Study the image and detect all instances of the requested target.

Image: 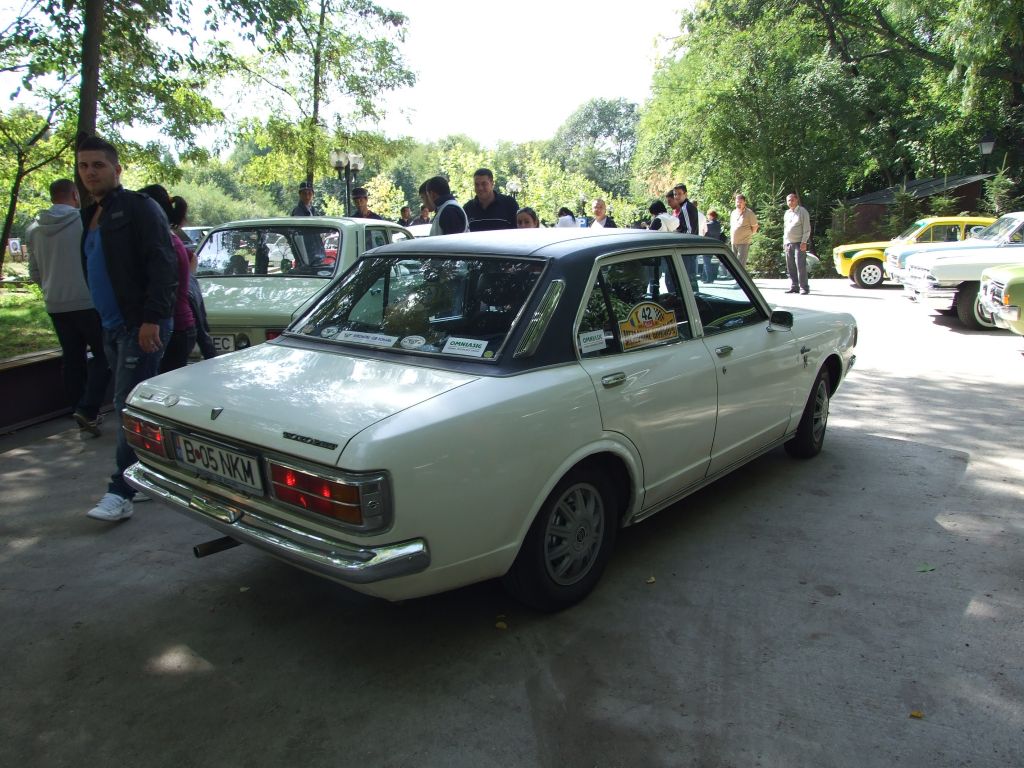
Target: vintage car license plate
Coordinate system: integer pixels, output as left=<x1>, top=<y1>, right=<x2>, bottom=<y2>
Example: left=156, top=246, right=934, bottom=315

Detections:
left=212, top=335, right=235, bottom=353
left=173, top=434, right=263, bottom=494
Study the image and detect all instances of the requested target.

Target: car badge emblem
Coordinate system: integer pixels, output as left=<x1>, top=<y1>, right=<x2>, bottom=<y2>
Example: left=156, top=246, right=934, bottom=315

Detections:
left=210, top=407, right=223, bottom=420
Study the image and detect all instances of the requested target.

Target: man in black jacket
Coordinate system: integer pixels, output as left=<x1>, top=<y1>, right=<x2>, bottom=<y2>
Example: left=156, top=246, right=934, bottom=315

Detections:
left=77, top=135, right=178, bottom=522
left=674, top=184, right=700, bottom=286
left=463, top=168, right=518, bottom=231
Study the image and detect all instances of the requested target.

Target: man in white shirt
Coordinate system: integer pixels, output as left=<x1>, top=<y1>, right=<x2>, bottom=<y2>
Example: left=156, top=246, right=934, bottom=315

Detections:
left=783, top=192, right=812, bottom=294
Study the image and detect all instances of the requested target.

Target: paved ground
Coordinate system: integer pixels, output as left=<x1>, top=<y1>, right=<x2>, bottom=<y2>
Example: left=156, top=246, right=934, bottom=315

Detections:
left=2, top=279, right=1022, bottom=768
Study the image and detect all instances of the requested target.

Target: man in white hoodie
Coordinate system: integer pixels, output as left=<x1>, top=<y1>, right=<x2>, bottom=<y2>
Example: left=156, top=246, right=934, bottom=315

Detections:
left=26, top=179, right=110, bottom=436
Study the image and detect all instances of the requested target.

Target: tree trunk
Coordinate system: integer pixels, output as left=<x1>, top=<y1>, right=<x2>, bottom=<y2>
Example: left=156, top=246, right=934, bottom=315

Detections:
left=76, top=0, right=105, bottom=206
left=305, top=0, right=328, bottom=185
left=0, top=157, right=27, bottom=274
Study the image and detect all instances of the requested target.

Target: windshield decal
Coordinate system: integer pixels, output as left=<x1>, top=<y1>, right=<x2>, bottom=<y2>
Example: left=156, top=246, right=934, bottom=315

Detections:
left=442, top=337, right=488, bottom=358
left=338, top=330, right=400, bottom=347
left=399, top=335, right=427, bottom=350
left=618, top=301, right=678, bottom=351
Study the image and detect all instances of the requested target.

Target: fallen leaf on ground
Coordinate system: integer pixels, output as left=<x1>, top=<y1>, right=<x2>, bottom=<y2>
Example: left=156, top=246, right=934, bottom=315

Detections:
left=909, top=710, right=924, bottom=719
left=646, top=576, right=656, bottom=584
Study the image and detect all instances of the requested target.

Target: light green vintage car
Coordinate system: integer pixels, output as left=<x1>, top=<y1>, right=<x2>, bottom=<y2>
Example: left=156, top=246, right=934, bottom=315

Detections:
left=196, top=217, right=413, bottom=353
left=980, top=263, right=1024, bottom=335
left=833, top=215, right=994, bottom=288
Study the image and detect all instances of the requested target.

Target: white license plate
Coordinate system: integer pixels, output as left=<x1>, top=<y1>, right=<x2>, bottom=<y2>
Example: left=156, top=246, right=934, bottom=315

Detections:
left=173, top=434, right=263, bottom=494
left=212, top=335, right=235, bottom=353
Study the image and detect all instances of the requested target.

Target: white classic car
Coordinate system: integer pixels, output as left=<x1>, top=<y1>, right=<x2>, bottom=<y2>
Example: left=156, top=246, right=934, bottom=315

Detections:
left=902, top=214, right=1024, bottom=329
left=886, top=212, right=1024, bottom=285
left=123, top=230, right=857, bottom=610
left=197, top=217, right=413, bottom=353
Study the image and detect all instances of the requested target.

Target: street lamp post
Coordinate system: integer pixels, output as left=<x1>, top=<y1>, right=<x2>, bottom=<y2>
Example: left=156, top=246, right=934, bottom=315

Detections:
left=329, top=149, right=365, bottom=216
left=979, top=130, right=996, bottom=173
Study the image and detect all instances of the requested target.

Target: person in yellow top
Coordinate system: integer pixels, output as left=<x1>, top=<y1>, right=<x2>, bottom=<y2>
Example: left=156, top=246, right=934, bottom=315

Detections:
left=729, top=193, right=759, bottom=267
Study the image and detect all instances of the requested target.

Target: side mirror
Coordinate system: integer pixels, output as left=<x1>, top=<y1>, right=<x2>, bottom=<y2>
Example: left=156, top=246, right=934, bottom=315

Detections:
left=768, top=309, right=793, bottom=331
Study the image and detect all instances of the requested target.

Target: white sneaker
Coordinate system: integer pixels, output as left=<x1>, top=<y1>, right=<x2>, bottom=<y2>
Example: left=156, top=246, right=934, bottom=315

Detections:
left=86, top=492, right=134, bottom=521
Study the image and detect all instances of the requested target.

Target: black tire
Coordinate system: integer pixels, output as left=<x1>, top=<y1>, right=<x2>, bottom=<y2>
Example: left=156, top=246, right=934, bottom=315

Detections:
left=852, top=258, right=885, bottom=288
left=955, top=282, right=996, bottom=330
left=503, top=469, right=618, bottom=611
left=785, top=367, right=831, bottom=459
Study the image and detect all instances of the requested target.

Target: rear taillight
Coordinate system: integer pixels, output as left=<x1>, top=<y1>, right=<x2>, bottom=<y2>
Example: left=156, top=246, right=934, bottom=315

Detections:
left=123, top=413, right=168, bottom=458
left=269, top=463, right=363, bottom=524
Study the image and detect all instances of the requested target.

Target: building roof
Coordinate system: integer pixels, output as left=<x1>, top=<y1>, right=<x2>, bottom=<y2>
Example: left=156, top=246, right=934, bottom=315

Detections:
left=847, top=174, right=994, bottom=206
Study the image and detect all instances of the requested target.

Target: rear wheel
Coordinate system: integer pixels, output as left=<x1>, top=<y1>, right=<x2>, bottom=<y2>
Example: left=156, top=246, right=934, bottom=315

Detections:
left=785, top=367, right=831, bottom=459
left=503, top=469, right=618, bottom=611
left=852, top=258, right=885, bottom=288
left=955, top=282, right=996, bottom=330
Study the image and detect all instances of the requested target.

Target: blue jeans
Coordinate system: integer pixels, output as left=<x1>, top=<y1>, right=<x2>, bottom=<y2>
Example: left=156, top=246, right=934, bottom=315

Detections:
left=102, top=321, right=172, bottom=498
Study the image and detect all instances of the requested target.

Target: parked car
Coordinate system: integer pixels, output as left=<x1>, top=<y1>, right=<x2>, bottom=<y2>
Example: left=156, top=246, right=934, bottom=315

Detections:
left=123, top=229, right=857, bottom=610
left=833, top=216, right=994, bottom=288
left=902, top=214, right=1024, bottom=329
left=886, top=213, right=1021, bottom=284
left=980, top=263, right=1024, bottom=335
left=195, top=217, right=412, bottom=353
left=178, top=226, right=213, bottom=255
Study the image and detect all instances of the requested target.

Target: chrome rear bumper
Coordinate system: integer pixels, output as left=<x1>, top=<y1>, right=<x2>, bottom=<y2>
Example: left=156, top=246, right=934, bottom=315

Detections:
left=124, top=462, right=429, bottom=584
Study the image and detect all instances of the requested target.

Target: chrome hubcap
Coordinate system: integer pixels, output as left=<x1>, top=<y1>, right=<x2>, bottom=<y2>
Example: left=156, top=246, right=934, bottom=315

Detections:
left=543, top=483, right=605, bottom=586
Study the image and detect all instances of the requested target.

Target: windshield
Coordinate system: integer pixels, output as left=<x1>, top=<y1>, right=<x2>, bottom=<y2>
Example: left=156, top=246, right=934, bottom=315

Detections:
left=293, top=255, right=546, bottom=360
left=896, top=220, right=928, bottom=240
left=974, top=216, right=1023, bottom=242
left=195, top=226, right=341, bottom=278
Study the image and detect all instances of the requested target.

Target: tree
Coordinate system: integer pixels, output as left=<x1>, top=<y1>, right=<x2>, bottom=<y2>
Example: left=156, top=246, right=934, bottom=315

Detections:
left=236, top=0, right=414, bottom=186
left=548, top=98, right=639, bottom=198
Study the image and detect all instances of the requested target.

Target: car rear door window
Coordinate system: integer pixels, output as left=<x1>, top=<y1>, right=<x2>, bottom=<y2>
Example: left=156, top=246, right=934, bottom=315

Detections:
left=578, top=254, right=692, bottom=357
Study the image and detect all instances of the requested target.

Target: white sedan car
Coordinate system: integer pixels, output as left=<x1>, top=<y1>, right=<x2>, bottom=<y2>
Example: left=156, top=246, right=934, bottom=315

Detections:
left=196, top=217, right=412, bottom=353
left=123, top=229, right=857, bottom=610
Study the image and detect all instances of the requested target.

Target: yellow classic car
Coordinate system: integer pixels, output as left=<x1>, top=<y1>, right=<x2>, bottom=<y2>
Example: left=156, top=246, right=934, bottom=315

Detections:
left=833, top=216, right=995, bottom=288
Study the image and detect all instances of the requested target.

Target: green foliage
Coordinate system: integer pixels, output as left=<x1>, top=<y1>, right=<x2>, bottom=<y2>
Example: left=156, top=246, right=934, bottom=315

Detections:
left=0, top=284, right=57, bottom=360
left=927, top=190, right=961, bottom=216
left=884, top=187, right=922, bottom=237
left=982, top=163, right=1022, bottom=215
left=547, top=98, right=639, bottom=198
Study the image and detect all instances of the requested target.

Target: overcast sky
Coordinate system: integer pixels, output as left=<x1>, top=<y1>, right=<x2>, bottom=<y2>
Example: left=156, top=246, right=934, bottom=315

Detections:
left=364, top=1, right=688, bottom=146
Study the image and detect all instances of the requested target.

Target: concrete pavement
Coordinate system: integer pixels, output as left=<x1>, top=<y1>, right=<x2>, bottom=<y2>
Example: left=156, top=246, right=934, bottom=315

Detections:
left=1, top=279, right=1022, bottom=767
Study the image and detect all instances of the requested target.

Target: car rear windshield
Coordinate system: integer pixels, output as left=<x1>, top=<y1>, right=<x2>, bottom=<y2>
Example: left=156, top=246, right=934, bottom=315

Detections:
left=292, top=255, right=546, bottom=360
left=195, top=226, right=341, bottom=278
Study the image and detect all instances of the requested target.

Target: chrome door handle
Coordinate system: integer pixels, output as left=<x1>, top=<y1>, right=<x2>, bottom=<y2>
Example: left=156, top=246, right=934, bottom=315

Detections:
left=601, top=372, right=627, bottom=388
left=715, top=345, right=733, bottom=357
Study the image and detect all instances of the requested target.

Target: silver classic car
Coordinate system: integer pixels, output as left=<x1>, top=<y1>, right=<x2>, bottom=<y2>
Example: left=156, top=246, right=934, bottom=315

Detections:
left=123, top=229, right=857, bottom=610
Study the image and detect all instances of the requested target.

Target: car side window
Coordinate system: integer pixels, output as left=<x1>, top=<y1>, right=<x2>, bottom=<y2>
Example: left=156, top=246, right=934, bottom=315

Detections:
left=578, top=255, right=691, bottom=357
left=693, top=253, right=767, bottom=336
left=365, top=229, right=388, bottom=250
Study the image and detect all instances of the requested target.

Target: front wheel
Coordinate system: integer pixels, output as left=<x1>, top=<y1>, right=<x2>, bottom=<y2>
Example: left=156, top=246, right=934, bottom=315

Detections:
left=785, top=367, right=831, bottom=459
left=503, top=469, right=618, bottom=611
left=955, top=282, right=996, bottom=330
left=852, top=258, right=885, bottom=288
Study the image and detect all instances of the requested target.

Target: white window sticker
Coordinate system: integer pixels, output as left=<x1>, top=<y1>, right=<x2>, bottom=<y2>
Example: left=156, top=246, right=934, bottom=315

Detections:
left=399, top=335, right=427, bottom=350
left=338, top=330, right=399, bottom=347
left=578, top=329, right=607, bottom=354
left=320, top=325, right=339, bottom=338
left=442, top=337, right=488, bottom=358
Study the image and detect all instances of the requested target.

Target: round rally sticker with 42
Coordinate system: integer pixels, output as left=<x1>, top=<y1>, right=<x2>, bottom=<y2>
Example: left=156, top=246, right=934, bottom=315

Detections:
left=618, top=301, right=678, bottom=351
